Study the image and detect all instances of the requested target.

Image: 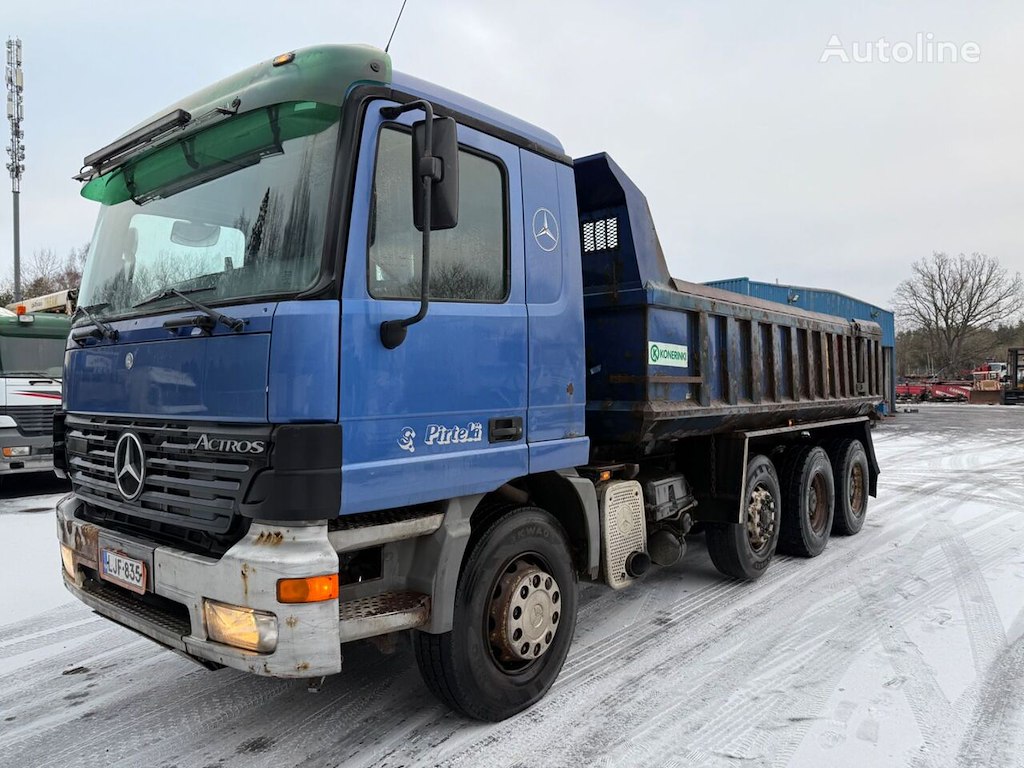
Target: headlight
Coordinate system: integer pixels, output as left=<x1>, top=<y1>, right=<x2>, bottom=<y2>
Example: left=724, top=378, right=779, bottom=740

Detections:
left=60, top=544, right=75, bottom=577
left=203, top=599, right=278, bottom=652
left=2, top=446, right=29, bottom=457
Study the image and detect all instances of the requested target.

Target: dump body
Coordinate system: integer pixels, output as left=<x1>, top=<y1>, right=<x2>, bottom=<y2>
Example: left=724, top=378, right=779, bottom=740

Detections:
left=574, top=154, right=883, bottom=456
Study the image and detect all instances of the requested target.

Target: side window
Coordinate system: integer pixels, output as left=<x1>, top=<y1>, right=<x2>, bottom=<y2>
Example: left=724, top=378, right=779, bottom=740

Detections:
left=368, top=126, right=507, bottom=302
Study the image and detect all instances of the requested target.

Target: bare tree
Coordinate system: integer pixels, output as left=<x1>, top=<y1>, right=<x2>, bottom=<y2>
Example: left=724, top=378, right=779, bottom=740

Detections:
left=893, top=252, right=1024, bottom=375
left=16, top=243, right=90, bottom=299
left=23, top=248, right=62, bottom=296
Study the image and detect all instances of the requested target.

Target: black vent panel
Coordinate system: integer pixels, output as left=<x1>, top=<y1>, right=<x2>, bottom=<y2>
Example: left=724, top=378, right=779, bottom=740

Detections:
left=4, top=404, right=59, bottom=436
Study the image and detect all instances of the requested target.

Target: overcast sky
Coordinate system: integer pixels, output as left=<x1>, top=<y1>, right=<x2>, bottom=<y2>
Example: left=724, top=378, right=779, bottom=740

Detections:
left=2, top=0, right=1022, bottom=308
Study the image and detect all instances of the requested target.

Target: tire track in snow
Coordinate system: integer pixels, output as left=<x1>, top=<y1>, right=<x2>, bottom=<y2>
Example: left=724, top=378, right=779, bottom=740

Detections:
left=4, top=411, right=1024, bottom=768
left=420, top=490, right=980, bottom=767
left=591, top=509, right=1022, bottom=768
left=954, top=629, right=1024, bottom=767
left=376, top=472, right=1003, bottom=766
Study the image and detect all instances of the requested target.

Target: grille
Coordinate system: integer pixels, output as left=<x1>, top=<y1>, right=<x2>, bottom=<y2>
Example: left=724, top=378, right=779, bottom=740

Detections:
left=3, top=404, right=58, bottom=436
left=65, top=414, right=270, bottom=540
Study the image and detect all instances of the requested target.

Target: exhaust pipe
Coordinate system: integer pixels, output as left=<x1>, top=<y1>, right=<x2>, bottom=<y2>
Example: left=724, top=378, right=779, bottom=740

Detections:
left=625, top=551, right=651, bottom=578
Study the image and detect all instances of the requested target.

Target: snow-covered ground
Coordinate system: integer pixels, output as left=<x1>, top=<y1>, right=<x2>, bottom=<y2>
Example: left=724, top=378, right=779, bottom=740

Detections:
left=1, top=406, right=1022, bottom=768
left=0, top=475, right=71, bottom=628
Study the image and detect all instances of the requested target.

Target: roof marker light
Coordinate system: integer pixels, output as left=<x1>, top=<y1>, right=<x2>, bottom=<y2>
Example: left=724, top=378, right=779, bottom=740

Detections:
left=272, top=52, right=296, bottom=67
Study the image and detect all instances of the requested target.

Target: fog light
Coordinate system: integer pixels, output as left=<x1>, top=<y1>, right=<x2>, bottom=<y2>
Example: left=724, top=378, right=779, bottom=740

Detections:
left=203, top=599, right=278, bottom=653
left=2, top=446, right=29, bottom=457
left=60, top=544, right=75, bottom=577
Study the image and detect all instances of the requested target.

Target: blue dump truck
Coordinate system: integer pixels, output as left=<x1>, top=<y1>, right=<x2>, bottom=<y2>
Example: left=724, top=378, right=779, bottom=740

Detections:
left=56, top=45, right=883, bottom=721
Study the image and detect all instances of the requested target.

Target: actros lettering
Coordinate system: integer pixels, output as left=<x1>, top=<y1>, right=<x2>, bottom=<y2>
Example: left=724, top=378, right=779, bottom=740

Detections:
left=194, top=434, right=267, bottom=454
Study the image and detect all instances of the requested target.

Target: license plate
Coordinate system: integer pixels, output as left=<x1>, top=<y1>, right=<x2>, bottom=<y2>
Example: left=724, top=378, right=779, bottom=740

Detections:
left=100, top=549, right=147, bottom=594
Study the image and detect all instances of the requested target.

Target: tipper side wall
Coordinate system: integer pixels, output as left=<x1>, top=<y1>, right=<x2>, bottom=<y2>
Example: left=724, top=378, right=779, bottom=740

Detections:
left=575, top=153, right=883, bottom=456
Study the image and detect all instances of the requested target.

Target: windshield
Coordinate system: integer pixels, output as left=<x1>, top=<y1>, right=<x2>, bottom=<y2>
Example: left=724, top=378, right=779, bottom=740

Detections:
left=0, top=336, right=65, bottom=378
left=78, top=101, right=340, bottom=316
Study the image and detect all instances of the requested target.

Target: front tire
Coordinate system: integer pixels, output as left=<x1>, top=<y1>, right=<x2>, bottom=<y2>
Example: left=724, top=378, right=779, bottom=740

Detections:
left=706, top=454, right=782, bottom=580
left=413, top=506, right=577, bottom=721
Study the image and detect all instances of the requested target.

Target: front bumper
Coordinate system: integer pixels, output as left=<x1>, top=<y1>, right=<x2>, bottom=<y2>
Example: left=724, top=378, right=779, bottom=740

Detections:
left=56, top=495, right=341, bottom=677
left=0, top=429, right=55, bottom=475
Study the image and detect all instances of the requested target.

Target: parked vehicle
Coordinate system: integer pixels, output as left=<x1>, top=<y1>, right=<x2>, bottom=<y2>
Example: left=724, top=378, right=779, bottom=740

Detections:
left=55, top=45, right=883, bottom=721
left=1004, top=348, right=1024, bottom=405
left=896, top=378, right=972, bottom=402
left=0, top=304, right=69, bottom=476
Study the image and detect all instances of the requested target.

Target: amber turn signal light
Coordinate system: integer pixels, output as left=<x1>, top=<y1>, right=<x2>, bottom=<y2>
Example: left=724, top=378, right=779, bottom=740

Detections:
left=276, top=574, right=339, bottom=603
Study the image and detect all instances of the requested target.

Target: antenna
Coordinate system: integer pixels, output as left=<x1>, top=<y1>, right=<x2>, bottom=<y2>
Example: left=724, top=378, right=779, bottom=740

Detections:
left=385, top=0, right=410, bottom=54
left=5, top=37, right=24, bottom=302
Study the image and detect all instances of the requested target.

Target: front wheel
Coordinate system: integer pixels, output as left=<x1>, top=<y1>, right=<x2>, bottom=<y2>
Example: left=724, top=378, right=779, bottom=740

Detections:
left=706, top=454, right=782, bottom=580
left=413, top=506, right=577, bottom=721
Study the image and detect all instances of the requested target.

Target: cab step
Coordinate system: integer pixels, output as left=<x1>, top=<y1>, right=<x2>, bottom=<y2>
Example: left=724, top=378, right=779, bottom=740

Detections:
left=338, top=591, right=430, bottom=643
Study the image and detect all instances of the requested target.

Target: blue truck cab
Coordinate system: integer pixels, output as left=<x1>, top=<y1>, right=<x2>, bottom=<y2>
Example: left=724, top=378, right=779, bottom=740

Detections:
left=56, top=45, right=882, bottom=721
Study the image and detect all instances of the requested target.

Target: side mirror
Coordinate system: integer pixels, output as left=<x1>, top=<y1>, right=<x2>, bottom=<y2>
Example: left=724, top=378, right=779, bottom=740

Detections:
left=379, top=102, right=457, bottom=350
left=412, top=117, right=459, bottom=231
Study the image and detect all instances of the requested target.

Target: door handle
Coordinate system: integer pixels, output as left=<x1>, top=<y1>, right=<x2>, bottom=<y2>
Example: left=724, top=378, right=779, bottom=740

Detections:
left=489, top=417, right=523, bottom=443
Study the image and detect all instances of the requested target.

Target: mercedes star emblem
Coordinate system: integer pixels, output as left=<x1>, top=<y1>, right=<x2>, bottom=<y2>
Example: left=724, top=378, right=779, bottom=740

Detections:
left=532, top=207, right=560, bottom=252
left=114, top=432, right=146, bottom=501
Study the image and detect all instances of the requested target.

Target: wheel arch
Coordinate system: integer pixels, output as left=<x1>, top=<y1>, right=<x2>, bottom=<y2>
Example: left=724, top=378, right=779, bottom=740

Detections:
left=689, top=417, right=880, bottom=526
left=475, top=471, right=600, bottom=582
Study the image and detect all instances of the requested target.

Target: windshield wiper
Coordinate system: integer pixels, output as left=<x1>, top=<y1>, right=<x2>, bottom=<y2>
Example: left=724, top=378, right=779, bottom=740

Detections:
left=71, top=302, right=119, bottom=344
left=5, top=371, right=61, bottom=383
left=136, top=287, right=245, bottom=333
left=133, top=284, right=218, bottom=309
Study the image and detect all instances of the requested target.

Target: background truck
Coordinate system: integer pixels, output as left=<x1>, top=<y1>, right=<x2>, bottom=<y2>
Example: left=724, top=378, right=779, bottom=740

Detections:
left=0, top=296, right=71, bottom=476
left=55, top=44, right=882, bottom=721
left=1003, top=347, right=1024, bottom=405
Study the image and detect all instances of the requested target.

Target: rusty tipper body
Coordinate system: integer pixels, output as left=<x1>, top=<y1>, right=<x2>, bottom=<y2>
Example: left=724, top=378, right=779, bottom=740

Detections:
left=57, top=44, right=882, bottom=721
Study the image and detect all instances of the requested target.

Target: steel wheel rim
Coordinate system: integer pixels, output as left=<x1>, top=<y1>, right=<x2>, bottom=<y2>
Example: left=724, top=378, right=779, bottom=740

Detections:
left=746, top=483, right=776, bottom=554
left=850, top=463, right=866, bottom=518
left=807, top=472, right=828, bottom=533
left=486, top=554, right=562, bottom=673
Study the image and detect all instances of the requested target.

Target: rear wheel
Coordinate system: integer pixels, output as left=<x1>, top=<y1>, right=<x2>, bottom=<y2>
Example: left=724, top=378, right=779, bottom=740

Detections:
left=706, top=455, right=781, bottom=580
left=777, top=446, right=835, bottom=557
left=413, top=506, right=577, bottom=721
left=828, top=439, right=870, bottom=535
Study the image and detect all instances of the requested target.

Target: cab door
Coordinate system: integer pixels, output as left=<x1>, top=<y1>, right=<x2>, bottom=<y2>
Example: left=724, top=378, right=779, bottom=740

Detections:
left=339, top=101, right=528, bottom=515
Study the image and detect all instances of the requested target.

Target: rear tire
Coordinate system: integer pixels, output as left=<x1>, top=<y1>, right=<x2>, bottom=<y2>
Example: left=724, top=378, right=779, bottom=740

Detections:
left=828, top=439, right=869, bottom=535
left=706, top=455, right=781, bottom=580
left=777, top=446, right=835, bottom=557
left=413, top=506, right=577, bottom=721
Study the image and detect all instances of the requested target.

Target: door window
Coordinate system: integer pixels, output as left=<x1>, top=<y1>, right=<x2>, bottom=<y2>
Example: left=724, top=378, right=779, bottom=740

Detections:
left=368, top=126, right=507, bottom=302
